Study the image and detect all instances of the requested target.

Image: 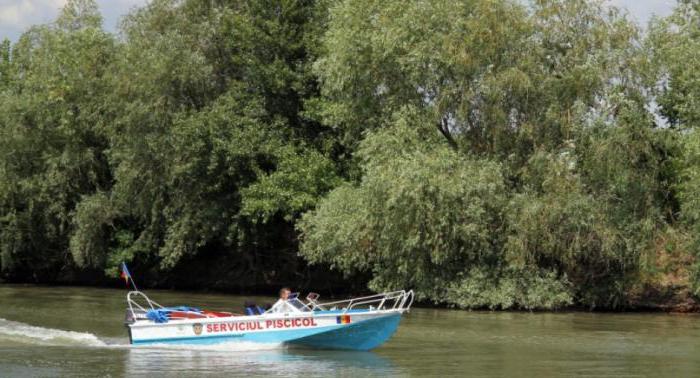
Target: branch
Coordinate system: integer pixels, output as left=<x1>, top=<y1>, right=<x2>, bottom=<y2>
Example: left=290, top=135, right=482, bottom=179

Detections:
left=437, top=115, right=458, bottom=149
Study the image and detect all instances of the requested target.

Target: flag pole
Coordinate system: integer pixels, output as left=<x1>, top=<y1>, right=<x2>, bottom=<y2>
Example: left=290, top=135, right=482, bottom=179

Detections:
left=130, top=274, right=139, bottom=292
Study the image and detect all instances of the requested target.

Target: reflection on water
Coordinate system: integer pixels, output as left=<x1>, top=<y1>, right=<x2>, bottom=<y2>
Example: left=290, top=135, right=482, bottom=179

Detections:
left=126, top=345, right=397, bottom=377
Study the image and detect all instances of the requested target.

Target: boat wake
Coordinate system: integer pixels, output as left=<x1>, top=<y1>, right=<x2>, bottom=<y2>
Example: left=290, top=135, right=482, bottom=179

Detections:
left=0, top=318, right=394, bottom=376
left=0, top=317, right=284, bottom=352
left=0, top=318, right=106, bottom=347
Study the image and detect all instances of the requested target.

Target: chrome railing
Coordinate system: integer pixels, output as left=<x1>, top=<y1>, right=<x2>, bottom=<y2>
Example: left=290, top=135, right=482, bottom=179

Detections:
left=127, top=289, right=415, bottom=323
left=306, top=290, right=414, bottom=313
left=127, top=291, right=162, bottom=313
left=126, top=291, right=163, bottom=322
left=126, top=291, right=207, bottom=321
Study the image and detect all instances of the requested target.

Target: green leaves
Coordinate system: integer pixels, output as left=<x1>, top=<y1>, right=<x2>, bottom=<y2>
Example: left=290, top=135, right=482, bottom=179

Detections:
left=299, top=108, right=513, bottom=305
left=64, top=0, right=339, bottom=277
left=0, top=0, right=115, bottom=279
left=241, top=147, right=341, bottom=223
left=299, top=0, right=688, bottom=309
left=649, top=1, right=700, bottom=128
left=56, top=0, right=103, bottom=31
left=649, top=3, right=700, bottom=295
left=314, top=0, right=532, bottom=150
left=0, top=0, right=338, bottom=285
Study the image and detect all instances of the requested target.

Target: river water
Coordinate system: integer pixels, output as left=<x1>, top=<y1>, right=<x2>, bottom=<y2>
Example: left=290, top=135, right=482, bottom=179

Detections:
left=1, top=285, right=699, bottom=377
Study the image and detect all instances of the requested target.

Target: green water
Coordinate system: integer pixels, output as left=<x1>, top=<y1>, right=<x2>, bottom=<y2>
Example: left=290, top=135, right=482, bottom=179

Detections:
left=1, top=285, right=700, bottom=377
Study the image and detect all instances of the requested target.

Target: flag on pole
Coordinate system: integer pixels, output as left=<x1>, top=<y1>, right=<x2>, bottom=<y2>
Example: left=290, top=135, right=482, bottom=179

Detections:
left=120, top=262, right=132, bottom=287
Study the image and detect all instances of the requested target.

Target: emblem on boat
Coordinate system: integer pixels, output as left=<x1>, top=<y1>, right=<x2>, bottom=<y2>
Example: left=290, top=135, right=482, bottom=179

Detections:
left=193, top=323, right=203, bottom=335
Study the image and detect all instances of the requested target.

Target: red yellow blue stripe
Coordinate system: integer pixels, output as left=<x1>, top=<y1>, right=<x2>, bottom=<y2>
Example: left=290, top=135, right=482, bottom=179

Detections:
left=336, top=315, right=351, bottom=324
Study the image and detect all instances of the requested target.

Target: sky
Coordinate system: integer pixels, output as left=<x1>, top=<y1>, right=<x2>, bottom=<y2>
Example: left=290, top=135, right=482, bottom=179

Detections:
left=0, top=0, right=145, bottom=41
left=0, top=0, right=680, bottom=42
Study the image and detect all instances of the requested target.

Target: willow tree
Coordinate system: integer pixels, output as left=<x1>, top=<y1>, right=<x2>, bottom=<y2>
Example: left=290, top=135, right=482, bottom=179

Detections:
left=650, top=0, right=700, bottom=295
left=301, top=0, right=672, bottom=308
left=299, top=108, right=573, bottom=309
left=312, top=0, right=645, bottom=157
left=67, top=0, right=340, bottom=288
left=0, top=0, right=115, bottom=280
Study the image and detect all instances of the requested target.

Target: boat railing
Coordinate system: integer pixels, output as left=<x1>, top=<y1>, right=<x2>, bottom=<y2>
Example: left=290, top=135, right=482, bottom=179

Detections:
left=127, top=289, right=415, bottom=323
left=308, top=290, right=414, bottom=314
left=126, top=291, right=237, bottom=322
left=126, top=290, right=164, bottom=320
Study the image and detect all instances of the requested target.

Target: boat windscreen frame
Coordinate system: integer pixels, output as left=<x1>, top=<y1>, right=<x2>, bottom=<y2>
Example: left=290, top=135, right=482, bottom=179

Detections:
left=287, top=296, right=312, bottom=312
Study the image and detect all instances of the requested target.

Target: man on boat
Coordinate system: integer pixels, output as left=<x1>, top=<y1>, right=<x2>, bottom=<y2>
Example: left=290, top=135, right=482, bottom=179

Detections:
left=269, top=287, right=293, bottom=313
left=279, top=287, right=291, bottom=301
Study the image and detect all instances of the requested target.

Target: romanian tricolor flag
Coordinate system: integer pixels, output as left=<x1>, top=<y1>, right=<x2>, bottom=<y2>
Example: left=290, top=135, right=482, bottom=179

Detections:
left=120, top=262, right=132, bottom=287
left=336, top=315, right=351, bottom=324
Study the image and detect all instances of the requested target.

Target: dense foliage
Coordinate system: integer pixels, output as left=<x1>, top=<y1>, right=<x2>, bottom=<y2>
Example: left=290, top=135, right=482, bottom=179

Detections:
left=1, top=0, right=699, bottom=309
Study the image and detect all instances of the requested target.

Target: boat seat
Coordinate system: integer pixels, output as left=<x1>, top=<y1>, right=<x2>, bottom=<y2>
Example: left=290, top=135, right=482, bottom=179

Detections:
left=244, top=300, right=265, bottom=315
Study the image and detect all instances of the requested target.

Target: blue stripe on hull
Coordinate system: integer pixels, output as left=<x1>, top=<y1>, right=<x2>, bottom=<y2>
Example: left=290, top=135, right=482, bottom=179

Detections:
left=288, top=313, right=401, bottom=351
left=131, top=313, right=402, bottom=350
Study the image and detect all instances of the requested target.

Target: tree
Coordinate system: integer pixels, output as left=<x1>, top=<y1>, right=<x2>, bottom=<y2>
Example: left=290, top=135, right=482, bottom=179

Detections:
left=67, top=0, right=341, bottom=288
left=0, top=38, right=10, bottom=88
left=649, top=0, right=700, bottom=128
left=301, top=0, right=681, bottom=309
left=299, top=108, right=573, bottom=309
left=0, top=0, right=115, bottom=280
left=650, top=1, right=700, bottom=295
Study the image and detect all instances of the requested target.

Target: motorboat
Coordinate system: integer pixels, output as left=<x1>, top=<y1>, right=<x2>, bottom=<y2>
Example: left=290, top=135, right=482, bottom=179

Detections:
left=124, top=290, right=414, bottom=351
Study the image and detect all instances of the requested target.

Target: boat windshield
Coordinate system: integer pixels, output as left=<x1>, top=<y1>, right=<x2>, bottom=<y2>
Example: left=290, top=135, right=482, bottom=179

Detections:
left=266, top=293, right=312, bottom=314
left=287, top=297, right=311, bottom=312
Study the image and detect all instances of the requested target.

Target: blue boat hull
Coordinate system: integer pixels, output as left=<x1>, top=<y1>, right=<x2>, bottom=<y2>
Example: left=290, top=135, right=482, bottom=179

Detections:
left=288, top=313, right=402, bottom=351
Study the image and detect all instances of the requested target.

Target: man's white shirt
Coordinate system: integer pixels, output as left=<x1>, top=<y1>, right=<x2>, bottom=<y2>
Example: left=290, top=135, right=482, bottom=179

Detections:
left=269, top=299, right=295, bottom=313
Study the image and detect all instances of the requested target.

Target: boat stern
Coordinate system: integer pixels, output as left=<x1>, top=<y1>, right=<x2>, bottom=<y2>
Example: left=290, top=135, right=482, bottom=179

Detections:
left=287, top=312, right=403, bottom=351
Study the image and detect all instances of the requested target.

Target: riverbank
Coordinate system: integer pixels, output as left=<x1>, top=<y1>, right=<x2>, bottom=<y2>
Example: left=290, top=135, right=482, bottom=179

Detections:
left=2, top=281, right=698, bottom=314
